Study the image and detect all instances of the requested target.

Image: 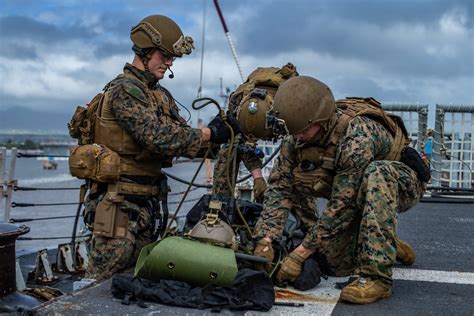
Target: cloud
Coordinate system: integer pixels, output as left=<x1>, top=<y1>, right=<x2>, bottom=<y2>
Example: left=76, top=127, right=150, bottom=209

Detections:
left=0, top=15, right=92, bottom=43
left=0, top=0, right=472, bottom=130
left=231, top=1, right=473, bottom=79
left=440, top=6, right=470, bottom=36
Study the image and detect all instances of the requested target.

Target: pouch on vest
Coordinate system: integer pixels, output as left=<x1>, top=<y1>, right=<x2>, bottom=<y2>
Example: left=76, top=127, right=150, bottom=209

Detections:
left=69, top=144, right=121, bottom=182
left=68, top=106, right=87, bottom=139
left=293, top=167, right=333, bottom=198
left=93, top=192, right=129, bottom=238
left=400, top=146, right=431, bottom=183
left=68, top=92, right=104, bottom=145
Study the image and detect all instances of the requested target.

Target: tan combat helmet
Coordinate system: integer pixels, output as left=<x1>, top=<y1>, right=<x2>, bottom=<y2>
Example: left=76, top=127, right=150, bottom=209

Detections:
left=237, top=87, right=276, bottom=141
left=272, top=76, right=336, bottom=135
left=235, top=63, right=299, bottom=141
left=130, top=15, right=194, bottom=57
left=188, top=218, right=239, bottom=251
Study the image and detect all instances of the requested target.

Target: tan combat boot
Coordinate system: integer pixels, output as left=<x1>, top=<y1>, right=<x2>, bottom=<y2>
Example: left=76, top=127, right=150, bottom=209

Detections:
left=395, top=238, right=416, bottom=266
left=340, top=277, right=392, bottom=304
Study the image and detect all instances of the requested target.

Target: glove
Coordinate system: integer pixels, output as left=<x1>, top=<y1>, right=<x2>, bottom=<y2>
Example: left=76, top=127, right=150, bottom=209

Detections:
left=253, top=239, right=274, bottom=272
left=207, top=114, right=241, bottom=145
left=253, top=177, right=267, bottom=200
left=276, top=252, right=305, bottom=283
left=226, top=113, right=241, bottom=135
left=400, top=146, right=431, bottom=182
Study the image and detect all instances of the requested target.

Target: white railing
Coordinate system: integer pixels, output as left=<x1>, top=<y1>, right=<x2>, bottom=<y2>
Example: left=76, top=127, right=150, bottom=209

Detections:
left=432, top=105, right=474, bottom=188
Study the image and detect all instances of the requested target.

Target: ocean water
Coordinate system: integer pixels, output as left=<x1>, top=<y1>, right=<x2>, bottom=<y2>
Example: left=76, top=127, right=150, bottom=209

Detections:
left=2, top=156, right=211, bottom=254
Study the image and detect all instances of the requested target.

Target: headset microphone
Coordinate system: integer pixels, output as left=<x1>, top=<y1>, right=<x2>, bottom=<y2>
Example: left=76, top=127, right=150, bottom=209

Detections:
left=168, top=67, right=174, bottom=79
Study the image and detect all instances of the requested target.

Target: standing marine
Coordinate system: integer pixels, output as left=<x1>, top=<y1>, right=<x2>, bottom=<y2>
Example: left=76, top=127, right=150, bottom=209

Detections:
left=68, top=15, right=238, bottom=280
left=253, top=76, right=429, bottom=304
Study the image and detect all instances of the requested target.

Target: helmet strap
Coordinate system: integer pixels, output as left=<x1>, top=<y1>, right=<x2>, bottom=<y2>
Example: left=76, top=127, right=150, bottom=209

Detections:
left=132, top=45, right=152, bottom=58
left=133, top=46, right=158, bottom=80
left=317, top=112, right=338, bottom=145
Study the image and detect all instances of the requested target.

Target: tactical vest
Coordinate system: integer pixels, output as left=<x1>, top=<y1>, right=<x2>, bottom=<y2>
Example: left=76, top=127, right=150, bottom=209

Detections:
left=292, top=97, right=410, bottom=199
left=94, top=73, right=181, bottom=177
left=69, top=72, right=180, bottom=181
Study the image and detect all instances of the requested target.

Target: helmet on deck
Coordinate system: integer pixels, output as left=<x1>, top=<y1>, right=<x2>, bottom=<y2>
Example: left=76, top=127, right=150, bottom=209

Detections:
left=188, top=218, right=239, bottom=250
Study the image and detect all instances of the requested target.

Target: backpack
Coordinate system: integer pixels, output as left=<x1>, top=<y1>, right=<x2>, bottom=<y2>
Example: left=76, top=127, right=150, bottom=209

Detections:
left=67, top=92, right=105, bottom=145
left=228, top=62, right=298, bottom=113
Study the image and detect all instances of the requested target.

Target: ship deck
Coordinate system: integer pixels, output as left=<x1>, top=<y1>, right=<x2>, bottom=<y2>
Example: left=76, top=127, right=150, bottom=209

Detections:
left=17, top=198, right=474, bottom=315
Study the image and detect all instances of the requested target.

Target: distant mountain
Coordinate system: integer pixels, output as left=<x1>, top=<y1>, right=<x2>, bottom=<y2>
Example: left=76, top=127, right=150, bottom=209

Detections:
left=0, top=106, right=72, bottom=134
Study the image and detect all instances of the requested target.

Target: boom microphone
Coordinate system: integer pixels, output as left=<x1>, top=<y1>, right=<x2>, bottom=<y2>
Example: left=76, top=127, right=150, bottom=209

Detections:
left=168, top=67, right=174, bottom=79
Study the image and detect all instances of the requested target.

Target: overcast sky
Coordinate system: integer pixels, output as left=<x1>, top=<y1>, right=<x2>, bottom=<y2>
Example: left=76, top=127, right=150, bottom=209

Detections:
left=0, top=0, right=473, bottom=126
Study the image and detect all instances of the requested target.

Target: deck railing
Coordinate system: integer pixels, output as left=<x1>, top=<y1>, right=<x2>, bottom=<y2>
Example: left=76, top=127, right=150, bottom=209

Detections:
left=432, top=105, right=474, bottom=188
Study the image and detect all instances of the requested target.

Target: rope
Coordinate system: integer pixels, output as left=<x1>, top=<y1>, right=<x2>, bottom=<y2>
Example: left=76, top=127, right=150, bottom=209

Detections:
left=12, top=191, right=203, bottom=207
left=213, top=0, right=244, bottom=82
left=421, top=197, right=474, bottom=204
left=162, top=146, right=210, bottom=238
left=17, top=153, right=69, bottom=158
left=9, top=215, right=77, bottom=223
left=169, top=186, right=201, bottom=196
left=431, top=191, right=474, bottom=197
left=224, top=32, right=244, bottom=82
left=163, top=97, right=228, bottom=238
left=427, top=186, right=474, bottom=192
left=162, top=144, right=281, bottom=188
left=70, top=200, right=84, bottom=260
left=18, top=234, right=91, bottom=241
left=14, top=144, right=281, bottom=191
left=162, top=170, right=212, bottom=188
left=15, top=186, right=79, bottom=191
left=174, top=158, right=203, bottom=164
left=11, top=202, right=79, bottom=207
left=269, top=249, right=282, bottom=278
left=236, top=144, right=281, bottom=182
left=172, top=98, right=192, bottom=123
left=196, top=0, right=207, bottom=99
left=169, top=197, right=202, bottom=205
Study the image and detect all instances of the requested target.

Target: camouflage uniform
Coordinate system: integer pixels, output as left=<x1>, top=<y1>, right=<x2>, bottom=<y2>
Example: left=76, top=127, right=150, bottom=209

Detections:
left=84, top=63, right=204, bottom=280
left=212, top=63, right=298, bottom=198
left=211, top=81, right=262, bottom=198
left=254, top=112, right=425, bottom=283
left=84, top=194, right=155, bottom=280
left=212, top=143, right=262, bottom=197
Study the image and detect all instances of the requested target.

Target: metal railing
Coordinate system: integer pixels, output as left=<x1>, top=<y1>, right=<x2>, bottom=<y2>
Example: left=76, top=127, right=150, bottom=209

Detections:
left=382, top=103, right=429, bottom=152
left=234, top=102, right=474, bottom=193
left=0, top=149, right=208, bottom=243
left=2, top=102, right=474, bottom=232
left=432, top=104, right=474, bottom=188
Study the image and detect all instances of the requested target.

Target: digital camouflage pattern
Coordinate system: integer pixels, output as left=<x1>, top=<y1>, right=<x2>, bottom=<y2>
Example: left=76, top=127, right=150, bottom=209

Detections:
left=85, top=63, right=206, bottom=279
left=253, top=114, right=424, bottom=283
left=108, top=63, right=203, bottom=158
left=212, top=143, right=263, bottom=197
left=85, top=196, right=154, bottom=280
left=213, top=63, right=298, bottom=197
left=252, top=136, right=319, bottom=246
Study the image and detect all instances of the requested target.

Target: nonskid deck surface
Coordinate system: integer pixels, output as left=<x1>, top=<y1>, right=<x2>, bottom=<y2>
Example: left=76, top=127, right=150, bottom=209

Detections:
left=24, top=200, right=474, bottom=315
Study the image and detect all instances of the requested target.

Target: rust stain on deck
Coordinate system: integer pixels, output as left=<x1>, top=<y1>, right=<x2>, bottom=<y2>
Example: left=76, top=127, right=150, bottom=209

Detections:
left=275, top=288, right=338, bottom=304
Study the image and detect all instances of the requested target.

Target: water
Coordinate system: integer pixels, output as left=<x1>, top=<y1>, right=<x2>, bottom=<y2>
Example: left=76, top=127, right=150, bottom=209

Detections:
left=3, top=157, right=211, bottom=254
